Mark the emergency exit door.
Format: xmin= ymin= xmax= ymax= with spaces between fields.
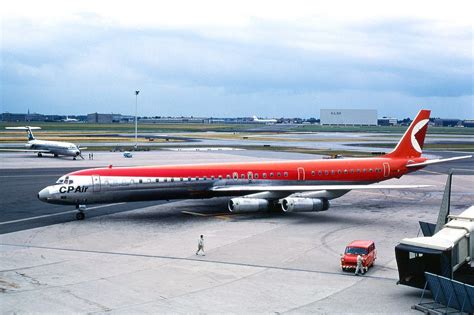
xmin=383 ymin=162 xmax=390 ymax=177
xmin=297 ymin=167 xmax=305 ymax=181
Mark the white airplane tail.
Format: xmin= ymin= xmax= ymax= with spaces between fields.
xmin=5 ymin=126 xmax=41 ymax=141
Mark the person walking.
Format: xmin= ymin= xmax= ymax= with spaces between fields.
xmin=355 ymin=254 xmax=364 ymax=276
xmin=196 ymin=235 xmax=205 ymax=256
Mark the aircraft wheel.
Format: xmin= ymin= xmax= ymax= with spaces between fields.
xmin=75 ymin=212 xmax=85 ymax=220
xmin=38 ymin=153 xmax=42 ymax=157
xmin=54 ymin=154 xmax=58 ymax=157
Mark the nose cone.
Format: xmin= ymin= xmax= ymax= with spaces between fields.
xmin=38 ymin=187 xmax=50 ymax=202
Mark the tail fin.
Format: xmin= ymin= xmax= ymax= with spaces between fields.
xmin=26 ymin=127 xmax=35 ymax=141
xmin=385 ymin=109 xmax=430 ymax=158
xmin=5 ymin=126 xmax=41 ymax=141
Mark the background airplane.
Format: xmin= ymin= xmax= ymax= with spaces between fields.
xmin=62 ymin=116 xmax=79 ymax=122
xmin=37 ymin=110 xmax=472 ymax=220
xmin=2 ymin=126 xmax=86 ymax=159
xmin=252 ymin=115 xmax=278 ymax=124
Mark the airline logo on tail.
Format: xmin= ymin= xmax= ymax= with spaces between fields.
xmin=386 ymin=109 xmax=430 ymax=158
xmin=411 ymin=119 xmax=429 ymax=153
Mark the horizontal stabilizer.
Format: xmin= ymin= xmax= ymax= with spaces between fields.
xmin=407 ymin=155 xmax=472 ymax=168
xmin=212 ymin=184 xmax=432 ymax=192
xmin=5 ymin=126 xmax=41 ymax=130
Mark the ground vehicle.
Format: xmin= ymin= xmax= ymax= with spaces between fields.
xmin=341 ymin=240 xmax=377 ymax=273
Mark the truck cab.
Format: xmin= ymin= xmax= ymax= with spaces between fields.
xmin=341 ymin=240 xmax=377 ymax=273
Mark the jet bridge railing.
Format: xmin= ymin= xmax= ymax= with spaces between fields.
xmin=414 ymin=272 xmax=474 ymax=314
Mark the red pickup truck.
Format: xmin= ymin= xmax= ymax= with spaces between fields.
xmin=341 ymin=240 xmax=376 ymax=273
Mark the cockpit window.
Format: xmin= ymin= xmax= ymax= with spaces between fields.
xmin=57 ymin=179 xmax=64 ymax=184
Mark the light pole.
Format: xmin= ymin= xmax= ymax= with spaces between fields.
xmin=135 ymin=90 xmax=139 ymax=149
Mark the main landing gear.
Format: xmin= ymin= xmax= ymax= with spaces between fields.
xmin=37 ymin=153 xmax=42 ymax=157
xmin=75 ymin=204 xmax=86 ymax=220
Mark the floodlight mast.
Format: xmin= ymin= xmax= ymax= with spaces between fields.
xmin=135 ymin=90 xmax=139 ymax=149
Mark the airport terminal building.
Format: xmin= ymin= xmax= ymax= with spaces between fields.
xmin=320 ymin=109 xmax=377 ymax=126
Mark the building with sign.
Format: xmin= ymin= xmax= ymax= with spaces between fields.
xmin=320 ymin=109 xmax=377 ymax=126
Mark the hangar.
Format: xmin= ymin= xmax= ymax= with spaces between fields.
xmin=320 ymin=109 xmax=377 ymax=126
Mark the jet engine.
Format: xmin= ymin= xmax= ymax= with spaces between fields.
xmin=228 ymin=198 xmax=269 ymax=213
xmin=280 ymin=197 xmax=329 ymax=213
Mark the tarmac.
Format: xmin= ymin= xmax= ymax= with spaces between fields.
xmin=1 ymin=150 xmax=473 ymax=313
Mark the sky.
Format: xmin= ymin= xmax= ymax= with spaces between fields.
xmin=1 ymin=0 xmax=473 ymax=119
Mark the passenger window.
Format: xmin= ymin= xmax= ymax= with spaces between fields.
xmin=69 ymin=180 xmax=74 ymax=184
xmin=226 ymin=175 xmax=231 ymax=179
xmin=344 ymin=170 xmax=348 ymax=174
xmin=180 ymin=178 xmax=183 ymax=181
xmin=270 ymin=173 xmax=274 ymax=177
xmin=350 ymin=169 xmax=354 ymax=174
xmin=211 ymin=176 xmax=215 ymax=180
xmin=156 ymin=179 xmax=159 ymax=182
xmin=311 ymin=171 xmax=315 ymax=176
xmin=203 ymin=177 xmax=207 ymax=180
xmin=318 ymin=170 xmax=322 ymax=176
xmin=324 ymin=170 xmax=329 ymax=175
xmin=241 ymin=174 xmax=245 ymax=179
xmin=188 ymin=177 xmax=191 ymax=181
xmin=363 ymin=169 xmax=366 ymax=173
xmin=284 ymin=172 xmax=288 ymax=177
xmin=196 ymin=177 xmax=199 ymax=181
xmin=254 ymin=174 xmax=259 ymax=179
xmin=218 ymin=175 xmax=222 ymax=180
xmin=337 ymin=170 xmax=341 ymax=174
xmin=369 ymin=169 xmax=373 ymax=173
xmin=263 ymin=173 xmax=267 ymax=179
xmin=331 ymin=170 xmax=335 ymax=175
xmin=277 ymin=172 xmax=281 ymax=177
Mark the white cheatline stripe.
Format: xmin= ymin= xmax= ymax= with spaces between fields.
xmin=0 ymin=203 xmax=126 ymax=225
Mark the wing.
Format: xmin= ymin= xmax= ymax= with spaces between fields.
xmin=212 ymin=184 xmax=432 ymax=193
xmin=0 ymin=148 xmax=51 ymax=153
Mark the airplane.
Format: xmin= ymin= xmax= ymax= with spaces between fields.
xmin=63 ymin=116 xmax=79 ymax=123
xmin=1 ymin=126 xmax=87 ymax=159
xmin=37 ymin=109 xmax=472 ymax=220
xmin=252 ymin=115 xmax=278 ymax=124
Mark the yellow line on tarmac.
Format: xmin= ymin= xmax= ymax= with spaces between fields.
xmin=181 ymin=211 xmax=234 ymax=220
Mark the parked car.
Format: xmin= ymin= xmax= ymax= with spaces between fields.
xmin=341 ymin=240 xmax=376 ymax=273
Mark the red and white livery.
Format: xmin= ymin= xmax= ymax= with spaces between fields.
xmin=38 ymin=110 xmax=472 ymax=220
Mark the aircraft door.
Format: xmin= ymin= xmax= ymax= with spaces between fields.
xmin=383 ymin=162 xmax=390 ymax=177
xmin=297 ymin=167 xmax=305 ymax=181
xmin=92 ymin=175 xmax=101 ymax=192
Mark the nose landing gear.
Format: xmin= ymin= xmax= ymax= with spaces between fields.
xmin=75 ymin=204 xmax=86 ymax=220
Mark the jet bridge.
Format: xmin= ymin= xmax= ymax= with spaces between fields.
xmin=395 ymin=169 xmax=474 ymax=289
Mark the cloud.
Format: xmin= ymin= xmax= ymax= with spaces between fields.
xmin=1 ymin=12 xmax=472 ymax=117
